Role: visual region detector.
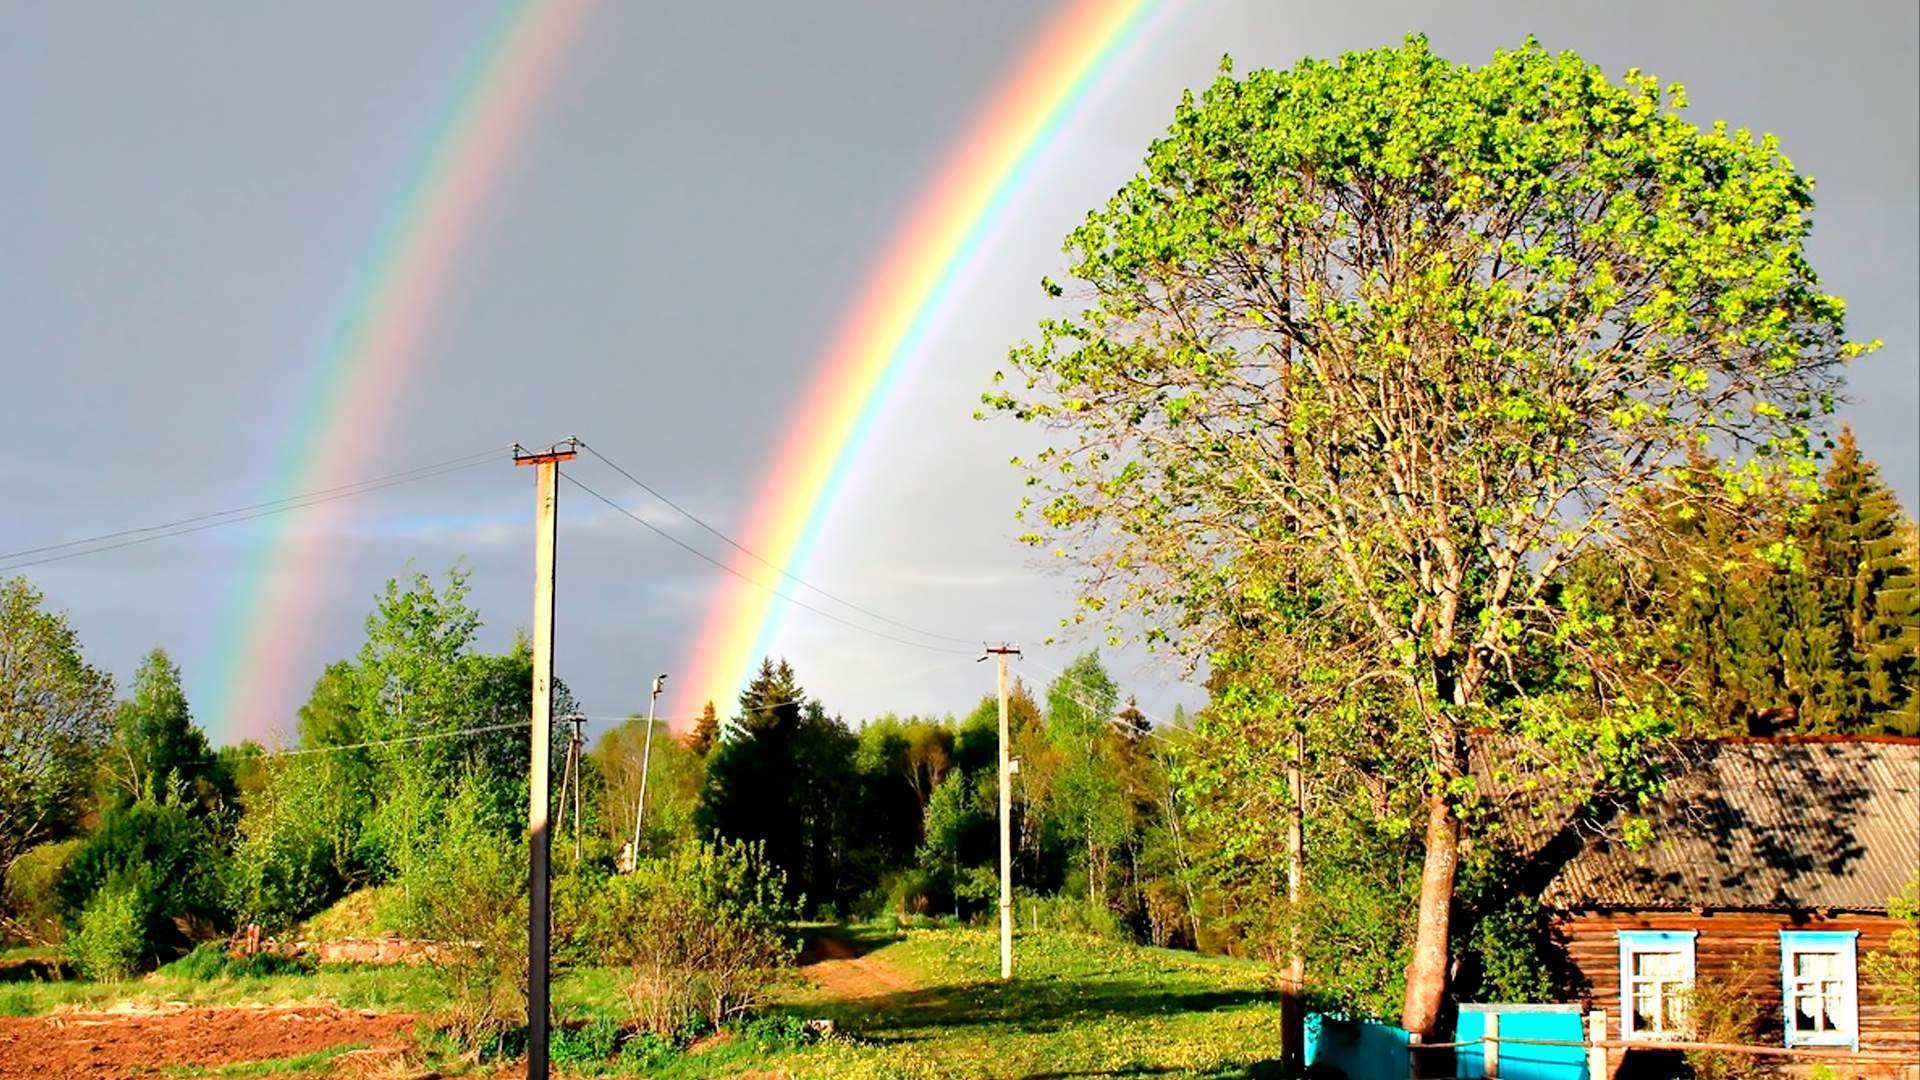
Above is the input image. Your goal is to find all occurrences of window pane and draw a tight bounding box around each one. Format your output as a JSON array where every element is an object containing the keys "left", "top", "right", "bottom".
[
  {"left": 1795, "top": 952, "right": 1838, "bottom": 979},
  {"left": 1633, "top": 951, "right": 1683, "bottom": 978},
  {"left": 1632, "top": 985, "right": 1658, "bottom": 1031}
]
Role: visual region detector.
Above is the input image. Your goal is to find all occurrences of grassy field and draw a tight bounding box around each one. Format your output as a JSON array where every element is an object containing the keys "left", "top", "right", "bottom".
[{"left": 0, "top": 928, "right": 1289, "bottom": 1078}]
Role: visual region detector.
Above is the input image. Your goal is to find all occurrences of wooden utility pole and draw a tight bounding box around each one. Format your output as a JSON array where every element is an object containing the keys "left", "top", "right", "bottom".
[
  {"left": 984, "top": 644, "right": 1020, "bottom": 980},
  {"left": 514, "top": 438, "right": 575, "bottom": 1080}
]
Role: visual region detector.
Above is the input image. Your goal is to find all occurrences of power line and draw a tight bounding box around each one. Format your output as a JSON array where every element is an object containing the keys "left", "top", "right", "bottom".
[
  {"left": 576, "top": 440, "right": 982, "bottom": 647},
  {"left": 562, "top": 472, "right": 978, "bottom": 657},
  {"left": 0, "top": 448, "right": 506, "bottom": 573}
]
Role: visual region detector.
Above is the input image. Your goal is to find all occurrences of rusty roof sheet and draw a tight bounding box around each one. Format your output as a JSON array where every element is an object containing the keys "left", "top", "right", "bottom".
[{"left": 1524, "top": 740, "right": 1920, "bottom": 912}]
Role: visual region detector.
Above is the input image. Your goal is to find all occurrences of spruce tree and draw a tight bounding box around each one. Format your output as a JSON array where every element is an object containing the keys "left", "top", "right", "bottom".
[
  {"left": 685, "top": 700, "right": 720, "bottom": 756},
  {"left": 1808, "top": 429, "right": 1920, "bottom": 733}
]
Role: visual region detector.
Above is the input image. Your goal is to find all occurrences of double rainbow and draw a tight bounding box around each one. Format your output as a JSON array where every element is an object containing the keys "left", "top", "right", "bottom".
[{"left": 214, "top": 0, "right": 1165, "bottom": 741}]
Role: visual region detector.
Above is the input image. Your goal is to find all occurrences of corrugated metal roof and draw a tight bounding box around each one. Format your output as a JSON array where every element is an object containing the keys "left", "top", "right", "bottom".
[{"left": 1523, "top": 740, "right": 1920, "bottom": 912}]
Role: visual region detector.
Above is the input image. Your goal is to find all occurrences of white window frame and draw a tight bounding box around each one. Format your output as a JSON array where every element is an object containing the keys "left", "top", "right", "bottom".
[
  {"left": 1779, "top": 930, "right": 1859, "bottom": 1051},
  {"left": 1618, "top": 930, "right": 1697, "bottom": 1041}
]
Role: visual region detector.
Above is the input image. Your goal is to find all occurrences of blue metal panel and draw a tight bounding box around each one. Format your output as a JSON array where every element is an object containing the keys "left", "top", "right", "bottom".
[
  {"left": 1456, "top": 1006, "right": 1587, "bottom": 1080},
  {"left": 1307, "top": 1013, "right": 1411, "bottom": 1079}
]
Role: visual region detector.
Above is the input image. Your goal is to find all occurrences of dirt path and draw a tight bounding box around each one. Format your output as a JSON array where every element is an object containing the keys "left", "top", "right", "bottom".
[
  {"left": 0, "top": 1004, "right": 418, "bottom": 1079},
  {"left": 797, "top": 933, "right": 918, "bottom": 1001}
]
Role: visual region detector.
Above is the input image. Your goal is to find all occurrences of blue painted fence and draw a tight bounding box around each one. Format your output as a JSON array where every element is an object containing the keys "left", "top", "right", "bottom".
[
  {"left": 1304, "top": 1006, "right": 1588, "bottom": 1080},
  {"left": 1455, "top": 1004, "right": 1587, "bottom": 1080},
  {"left": 1305, "top": 1013, "right": 1412, "bottom": 1078}
]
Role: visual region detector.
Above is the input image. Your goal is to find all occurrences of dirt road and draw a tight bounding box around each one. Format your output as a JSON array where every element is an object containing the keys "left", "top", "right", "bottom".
[{"left": 797, "top": 932, "right": 918, "bottom": 1000}]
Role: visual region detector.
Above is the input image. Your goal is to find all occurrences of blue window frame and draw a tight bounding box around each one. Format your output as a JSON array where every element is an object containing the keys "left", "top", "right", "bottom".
[
  {"left": 1618, "top": 930, "right": 1696, "bottom": 1040},
  {"left": 1780, "top": 931, "right": 1859, "bottom": 1051}
]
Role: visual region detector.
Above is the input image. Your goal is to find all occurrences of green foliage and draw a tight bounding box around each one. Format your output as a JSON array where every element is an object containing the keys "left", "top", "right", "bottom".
[
  {"left": 102, "top": 648, "right": 225, "bottom": 813},
  {"left": 586, "top": 839, "right": 797, "bottom": 1035},
  {"left": 383, "top": 775, "right": 526, "bottom": 1046},
  {"left": 3, "top": 838, "right": 80, "bottom": 945},
  {"left": 158, "top": 942, "right": 314, "bottom": 980},
  {"left": 700, "top": 659, "right": 899, "bottom": 913},
  {"left": 0, "top": 577, "right": 116, "bottom": 877},
  {"left": 988, "top": 36, "right": 1866, "bottom": 1026},
  {"left": 226, "top": 754, "right": 366, "bottom": 933},
  {"left": 69, "top": 882, "right": 143, "bottom": 981},
  {"left": 1578, "top": 431, "right": 1919, "bottom": 734},
  {"left": 57, "top": 793, "right": 227, "bottom": 967},
  {"left": 1457, "top": 893, "right": 1554, "bottom": 1004},
  {"left": 1864, "top": 873, "right": 1920, "bottom": 1013}
]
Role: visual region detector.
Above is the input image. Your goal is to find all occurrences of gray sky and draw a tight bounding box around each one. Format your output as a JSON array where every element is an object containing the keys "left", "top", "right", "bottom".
[{"left": 3, "top": 1, "right": 1915, "bottom": 744}]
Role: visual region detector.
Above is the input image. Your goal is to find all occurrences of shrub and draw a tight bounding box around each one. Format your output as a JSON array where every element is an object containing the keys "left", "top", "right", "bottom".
[
  {"left": 588, "top": 839, "right": 797, "bottom": 1035},
  {"left": 385, "top": 777, "right": 526, "bottom": 1047},
  {"left": 550, "top": 1016, "right": 620, "bottom": 1066},
  {"left": 1683, "top": 962, "right": 1772, "bottom": 1080},
  {"left": 70, "top": 882, "right": 143, "bottom": 981},
  {"left": 3, "top": 838, "right": 80, "bottom": 945},
  {"left": 57, "top": 797, "right": 227, "bottom": 967}
]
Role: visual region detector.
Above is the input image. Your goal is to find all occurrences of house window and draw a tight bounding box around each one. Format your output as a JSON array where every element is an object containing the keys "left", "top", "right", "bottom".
[
  {"left": 1780, "top": 931, "right": 1859, "bottom": 1051},
  {"left": 1618, "top": 930, "right": 1696, "bottom": 1040}
]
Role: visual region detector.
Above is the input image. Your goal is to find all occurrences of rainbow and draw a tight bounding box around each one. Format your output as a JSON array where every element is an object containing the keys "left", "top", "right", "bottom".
[
  {"left": 677, "top": 0, "right": 1167, "bottom": 719},
  {"left": 212, "top": 0, "right": 593, "bottom": 743}
]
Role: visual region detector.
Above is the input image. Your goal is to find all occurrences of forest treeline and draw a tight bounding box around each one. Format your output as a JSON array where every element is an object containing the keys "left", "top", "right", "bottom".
[{"left": 2, "top": 428, "right": 1914, "bottom": 1028}]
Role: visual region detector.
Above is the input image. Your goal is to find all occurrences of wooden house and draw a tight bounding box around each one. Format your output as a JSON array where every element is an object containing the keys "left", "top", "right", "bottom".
[{"left": 1512, "top": 737, "right": 1919, "bottom": 1075}]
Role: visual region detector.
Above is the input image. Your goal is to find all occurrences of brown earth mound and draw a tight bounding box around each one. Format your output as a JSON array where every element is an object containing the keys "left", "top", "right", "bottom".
[{"left": 0, "top": 1004, "right": 418, "bottom": 1079}]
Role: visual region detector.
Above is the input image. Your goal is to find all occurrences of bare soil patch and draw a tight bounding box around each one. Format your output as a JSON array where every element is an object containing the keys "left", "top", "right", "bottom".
[
  {"left": 797, "top": 933, "right": 916, "bottom": 1000},
  {"left": 0, "top": 1003, "right": 418, "bottom": 1079}
]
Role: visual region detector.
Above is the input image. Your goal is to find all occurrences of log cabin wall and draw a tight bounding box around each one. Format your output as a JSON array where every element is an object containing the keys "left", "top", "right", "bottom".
[{"left": 1554, "top": 910, "right": 1918, "bottom": 1060}]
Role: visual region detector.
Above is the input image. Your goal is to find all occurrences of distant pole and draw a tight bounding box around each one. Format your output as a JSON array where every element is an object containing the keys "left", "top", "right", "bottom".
[
  {"left": 514, "top": 437, "right": 576, "bottom": 1080},
  {"left": 630, "top": 673, "right": 667, "bottom": 865},
  {"left": 984, "top": 644, "right": 1021, "bottom": 980},
  {"left": 567, "top": 715, "right": 585, "bottom": 864}
]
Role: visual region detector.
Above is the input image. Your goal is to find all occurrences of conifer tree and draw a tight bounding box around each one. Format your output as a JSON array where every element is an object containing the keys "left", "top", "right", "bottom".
[{"left": 685, "top": 700, "right": 720, "bottom": 756}]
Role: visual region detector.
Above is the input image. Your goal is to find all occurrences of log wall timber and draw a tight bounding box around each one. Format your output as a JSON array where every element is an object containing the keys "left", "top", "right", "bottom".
[{"left": 1554, "top": 911, "right": 1919, "bottom": 1073}]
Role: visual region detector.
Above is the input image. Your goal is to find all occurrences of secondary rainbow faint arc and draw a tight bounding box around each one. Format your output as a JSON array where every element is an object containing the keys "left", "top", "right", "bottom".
[
  {"left": 676, "top": 0, "right": 1166, "bottom": 720},
  {"left": 212, "top": 0, "right": 594, "bottom": 743}
]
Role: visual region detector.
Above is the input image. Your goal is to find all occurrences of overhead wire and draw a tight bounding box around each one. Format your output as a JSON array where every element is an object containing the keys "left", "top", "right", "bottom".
[
  {"left": 562, "top": 472, "right": 978, "bottom": 657},
  {"left": 0, "top": 447, "right": 508, "bottom": 573},
  {"left": 576, "top": 440, "right": 983, "bottom": 647}
]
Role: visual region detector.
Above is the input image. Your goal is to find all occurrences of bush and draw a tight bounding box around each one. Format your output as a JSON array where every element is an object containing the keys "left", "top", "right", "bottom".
[
  {"left": 70, "top": 883, "right": 143, "bottom": 981},
  {"left": 384, "top": 778, "right": 526, "bottom": 1048},
  {"left": 3, "top": 839, "right": 80, "bottom": 945},
  {"left": 57, "top": 796, "right": 227, "bottom": 966},
  {"left": 587, "top": 839, "right": 797, "bottom": 1035},
  {"left": 550, "top": 1016, "right": 620, "bottom": 1066}
]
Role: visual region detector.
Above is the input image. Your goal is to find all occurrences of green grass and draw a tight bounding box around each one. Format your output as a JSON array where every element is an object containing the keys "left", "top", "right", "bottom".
[
  {"left": 616, "top": 926, "right": 1286, "bottom": 1079},
  {"left": 2, "top": 929, "right": 1286, "bottom": 1078}
]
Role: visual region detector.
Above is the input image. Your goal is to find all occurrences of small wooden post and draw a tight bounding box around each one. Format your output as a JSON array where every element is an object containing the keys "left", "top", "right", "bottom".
[
  {"left": 1484, "top": 1012, "right": 1500, "bottom": 1078},
  {"left": 1407, "top": 1031, "right": 1421, "bottom": 1080},
  {"left": 1586, "top": 1009, "right": 1608, "bottom": 1080}
]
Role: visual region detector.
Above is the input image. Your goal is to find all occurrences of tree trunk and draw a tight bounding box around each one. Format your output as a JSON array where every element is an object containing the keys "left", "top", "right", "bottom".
[
  {"left": 1280, "top": 726, "right": 1307, "bottom": 1071},
  {"left": 1401, "top": 789, "right": 1460, "bottom": 1040}
]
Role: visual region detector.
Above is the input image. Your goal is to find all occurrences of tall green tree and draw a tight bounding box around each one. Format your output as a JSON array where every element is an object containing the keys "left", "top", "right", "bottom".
[
  {"left": 0, "top": 577, "right": 115, "bottom": 876},
  {"left": 103, "top": 649, "right": 223, "bottom": 811},
  {"left": 989, "top": 39, "right": 1865, "bottom": 1032},
  {"left": 700, "top": 659, "right": 874, "bottom": 912}
]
